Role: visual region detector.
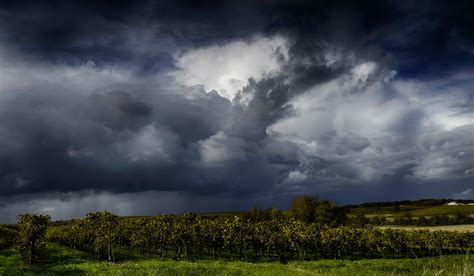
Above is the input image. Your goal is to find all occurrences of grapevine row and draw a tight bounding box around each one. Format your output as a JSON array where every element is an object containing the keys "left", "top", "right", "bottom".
[{"left": 48, "top": 212, "right": 474, "bottom": 262}]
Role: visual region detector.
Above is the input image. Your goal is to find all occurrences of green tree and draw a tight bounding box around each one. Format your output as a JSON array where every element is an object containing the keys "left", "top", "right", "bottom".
[
  {"left": 455, "top": 212, "right": 468, "bottom": 224},
  {"left": 0, "top": 226, "right": 18, "bottom": 249},
  {"left": 314, "top": 200, "right": 347, "bottom": 227},
  {"left": 270, "top": 207, "right": 283, "bottom": 220},
  {"left": 249, "top": 205, "right": 270, "bottom": 221},
  {"left": 84, "top": 211, "right": 118, "bottom": 261},
  {"left": 289, "top": 195, "right": 347, "bottom": 226},
  {"left": 15, "top": 214, "right": 50, "bottom": 264},
  {"left": 353, "top": 213, "right": 370, "bottom": 227},
  {"left": 289, "top": 195, "right": 319, "bottom": 222},
  {"left": 250, "top": 205, "right": 263, "bottom": 221}
]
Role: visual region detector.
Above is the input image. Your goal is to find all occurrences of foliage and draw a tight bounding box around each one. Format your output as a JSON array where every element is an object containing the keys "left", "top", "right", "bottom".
[
  {"left": 0, "top": 226, "right": 18, "bottom": 249},
  {"left": 351, "top": 213, "right": 370, "bottom": 227},
  {"left": 15, "top": 214, "right": 50, "bottom": 264},
  {"left": 289, "top": 195, "right": 320, "bottom": 222},
  {"left": 49, "top": 212, "right": 474, "bottom": 262},
  {"left": 270, "top": 207, "right": 283, "bottom": 220},
  {"left": 289, "top": 195, "right": 347, "bottom": 225},
  {"left": 248, "top": 205, "right": 271, "bottom": 222},
  {"left": 48, "top": 211, "right": 118, "bottom": 261}
]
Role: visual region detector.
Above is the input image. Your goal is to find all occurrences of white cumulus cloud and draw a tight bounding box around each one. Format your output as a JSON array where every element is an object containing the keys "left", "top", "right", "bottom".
[{"left": 172, "top": 35, "right": 289, "bottom": 100}]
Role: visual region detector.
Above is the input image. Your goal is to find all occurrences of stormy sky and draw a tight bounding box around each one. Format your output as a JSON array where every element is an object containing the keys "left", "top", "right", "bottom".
[{"left": 0, "top": 0, "right": 473, "bottom": 222}]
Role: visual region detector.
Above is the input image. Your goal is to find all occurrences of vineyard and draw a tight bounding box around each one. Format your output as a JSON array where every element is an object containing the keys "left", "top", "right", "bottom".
[
  {"left": 1, "top": 210, "right": 474, "bottom": 275},
  {"left": 47, "top": 212, "right": 474, "bottom": 262}
]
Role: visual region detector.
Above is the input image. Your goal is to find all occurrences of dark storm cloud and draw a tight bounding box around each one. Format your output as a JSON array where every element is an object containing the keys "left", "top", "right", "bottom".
[
  {"left": 0, "top": 73, "right": 236, "bottom": 196},
  {"left": 0, "top": 0, "right": 409, "bottom": 70},
  {"left": 0, "top": 0, "right": 267, "bottom": 70},
  {"left": 0, "top": 0, "right": 473, "bottom": 221},
  {"left": 378, "top": 1, "right": 474, "bottom": 77}
]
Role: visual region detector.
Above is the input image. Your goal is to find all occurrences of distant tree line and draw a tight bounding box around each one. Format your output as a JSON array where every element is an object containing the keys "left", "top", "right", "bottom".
[
  {"left": 345, "top": 198, "right": 474, "bottom": 208},
  {"left": 243, "top": 196, "right": 474, "bottom": 227},
  {"left": 245, "top": 195, "right": 348, "bottom": 226}
]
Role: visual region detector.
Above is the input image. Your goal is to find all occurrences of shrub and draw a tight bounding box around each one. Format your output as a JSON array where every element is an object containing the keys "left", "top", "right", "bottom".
[
  {"left": 0, "top": 227, "right": 18, "bottom": 249},
  {"left": 15, "top": 214, "right": 50, "bottom": 264}
]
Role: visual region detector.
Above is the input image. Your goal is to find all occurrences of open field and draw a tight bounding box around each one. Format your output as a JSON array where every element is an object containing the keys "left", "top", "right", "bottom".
[
  {"left": 410, "top": 206, "right": 474, "bottom": 216},
  {"left": 0, "top": 243, "right": 473, "bottom": 275},
  {"left": 380, "top": 224, "right": 474, "bottom": 232},
  {"left": 347, "top": 204, "right": 474, "bottom": 222},
  {"left": 348, "top": 205, "right": 474, "bottom": 219}
]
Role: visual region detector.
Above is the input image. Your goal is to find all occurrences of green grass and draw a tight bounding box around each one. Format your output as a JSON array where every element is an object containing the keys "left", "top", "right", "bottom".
[
  {"left": 0, "top": 243, "right": 473, "bottom": 275},
  {"left": 410, "top": 206, "right": 474, "bottom": 216}
]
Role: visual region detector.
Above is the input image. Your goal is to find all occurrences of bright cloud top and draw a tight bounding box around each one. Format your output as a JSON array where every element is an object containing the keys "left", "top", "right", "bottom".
[{"left": 172, "top": 35, "right": 289, "bottom": 100}]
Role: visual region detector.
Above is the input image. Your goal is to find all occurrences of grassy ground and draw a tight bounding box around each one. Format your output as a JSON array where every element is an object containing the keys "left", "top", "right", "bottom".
[
  {"left": 0, "top": 243, "right": 473, "bottom": 275},
  {"left": 380, "top": 224, "right": 474, "bottom": 232}
]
